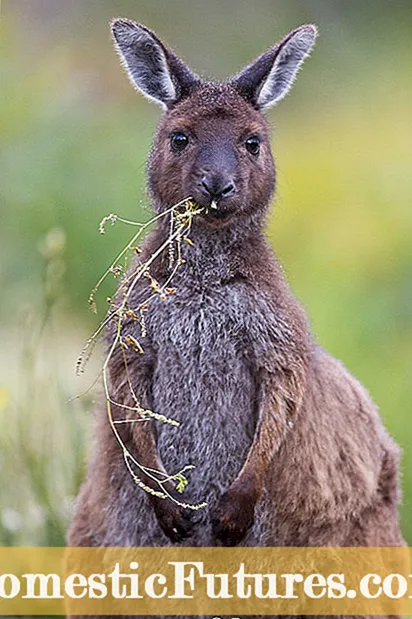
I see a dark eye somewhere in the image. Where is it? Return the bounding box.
[245,136,261,156]
[171,131,189,152]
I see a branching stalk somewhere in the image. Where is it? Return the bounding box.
[77,198,207,511]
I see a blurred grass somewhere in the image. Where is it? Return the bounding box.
[0,0,411,546]
[0,229,98,546]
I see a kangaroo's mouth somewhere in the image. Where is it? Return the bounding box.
[201,209,234,227]
[205,208,232,220]
[200,200,235,226]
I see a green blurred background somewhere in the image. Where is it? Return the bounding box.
[0,0,411,546]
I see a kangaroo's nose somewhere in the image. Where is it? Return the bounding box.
[201,174,236,200]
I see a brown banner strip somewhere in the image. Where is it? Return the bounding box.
[0,547,410,615]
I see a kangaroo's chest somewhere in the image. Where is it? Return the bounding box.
[149,283,256,415]
[146,282,260,502]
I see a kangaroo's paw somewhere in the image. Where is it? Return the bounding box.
[153,499,198,543]
[211,485,255,546]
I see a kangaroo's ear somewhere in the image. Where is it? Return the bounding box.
[231,25,317,110]
[111,18,199,108]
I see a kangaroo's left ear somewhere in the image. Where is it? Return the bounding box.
[231,24,318,110]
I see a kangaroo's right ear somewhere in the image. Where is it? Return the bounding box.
[111,18,199,108]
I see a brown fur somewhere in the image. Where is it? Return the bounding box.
[68,18,404,619]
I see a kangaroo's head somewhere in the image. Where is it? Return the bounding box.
[111,19,317,228]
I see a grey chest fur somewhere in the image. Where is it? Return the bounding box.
[147,281,259,509]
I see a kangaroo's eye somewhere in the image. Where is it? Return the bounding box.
[171,131,189,152]
[245,136,261,156]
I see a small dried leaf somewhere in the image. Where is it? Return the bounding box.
[88,295,97,314]
[124,335,144,354]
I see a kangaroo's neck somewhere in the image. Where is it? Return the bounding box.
[146,209,269,288]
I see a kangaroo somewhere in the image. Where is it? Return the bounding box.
[68,17,404,617]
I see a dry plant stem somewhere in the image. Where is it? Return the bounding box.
[76,309,120,375]
[88,200,193,314]
[76,198,196,375]
[113,346,179,426]
[103,223,195,504]
[93,198,206,510]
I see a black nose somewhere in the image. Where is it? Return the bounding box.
[200,173,236,200]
